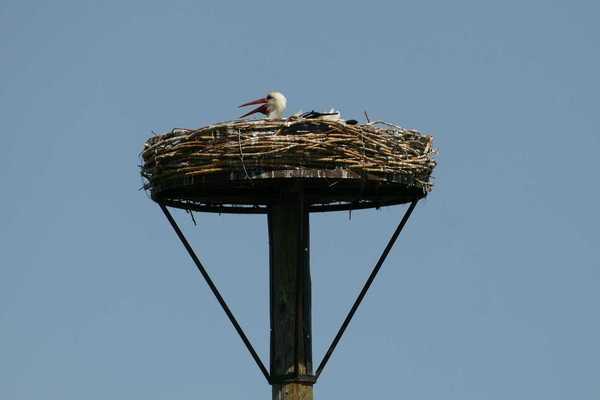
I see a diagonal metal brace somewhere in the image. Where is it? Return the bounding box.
[159,204,272,384]
[315,200,418,380]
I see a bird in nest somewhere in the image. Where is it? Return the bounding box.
[239,91,288,119]
[239,91,358,125]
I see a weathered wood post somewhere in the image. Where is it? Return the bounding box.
[268,189,313,400]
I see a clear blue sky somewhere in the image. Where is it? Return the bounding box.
[1,1,599,399]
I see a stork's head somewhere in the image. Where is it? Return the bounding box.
[239,91,287,119]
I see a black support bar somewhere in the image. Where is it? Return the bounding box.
[314,200,418,380]
[159,204,272,384]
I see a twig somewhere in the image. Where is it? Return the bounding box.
[238,129,251,180]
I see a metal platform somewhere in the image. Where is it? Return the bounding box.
[150,168,426,213]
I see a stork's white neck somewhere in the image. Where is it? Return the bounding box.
[267,92,287,119]
[268,108,284,119]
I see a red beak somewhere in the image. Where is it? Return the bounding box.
[239,97,268,118]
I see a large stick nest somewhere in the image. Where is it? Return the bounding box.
[140,118,437,210]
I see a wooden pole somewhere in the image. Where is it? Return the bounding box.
[268,190,314,400]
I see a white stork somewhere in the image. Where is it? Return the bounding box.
[238,91,358,124]
[239,91,287,119]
